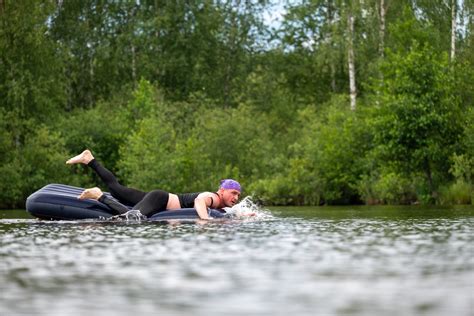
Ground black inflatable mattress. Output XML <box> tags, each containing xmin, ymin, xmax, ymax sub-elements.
<box><xmin>26</xmin><ymin>184</ymin><xmax>226</xmax><ymax>221</ymax></box>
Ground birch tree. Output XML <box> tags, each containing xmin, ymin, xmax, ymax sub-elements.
<box><xmin>347</xmin><ymin>1</ymin><xmax>357</xmax><ymax>111</ymax></box>
<box><xmin>451</xmin><ymin>0</ymin><xmax>457</xmax><ymax>60</ymax></box>
<box><xmin>378</xmin><ymin>0</ymin><xmax>386</xmax><ymax>58</ymax></box>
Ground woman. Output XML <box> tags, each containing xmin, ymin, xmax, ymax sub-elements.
<box><xmin>66</xmin><ymin>150</ymin><xmax>241</xmax><ymax>220</ymax></box>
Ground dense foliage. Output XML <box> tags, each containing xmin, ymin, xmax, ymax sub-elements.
<box><xmin>1</xmin><ymin>0</ymin><xmax>473</xmax><ymax>208</ymax></box>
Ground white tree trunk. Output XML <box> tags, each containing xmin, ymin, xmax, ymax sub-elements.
<box><xmin>131</xmin><ymin>44</ymin><xmax>137</xmax><ymax>83</ymax></box>
<box><xmin>327</xmin><ymin>2</ymin><xmax>337</xmax><ymax>92</ymax></box>
<box><xmin>470</xmin><ymin>7</ymin><xmax>473</xmax><ymax>47</ymax></box>
<box><xmin>130</xmin><ymin>5</ymin><xmax>137</xmax><ymax>83</ymax></box>
<box><xmin>375</xmin><ymin>0</ymin><xmax>386</xmax><ymax>106</ymax></box>
<box><xmin>379</xmin><ymin>0</ymin><xmax>386</xmax><ymax>58</ymax></box>
<box><xmin>451</xmin><ymin>0</ymin><xmax>457</xmax><ymax>61</ymax></box>
<box><xmin>348</xmin><ymin>9</ymin><xmax>357</xmax><ymax>111</ymax></box>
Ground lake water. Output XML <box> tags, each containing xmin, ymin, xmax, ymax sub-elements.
<box><xmin>1</xmin><ymin>205</ymin><xmax>473</xmax><ymax>316</ymax></box>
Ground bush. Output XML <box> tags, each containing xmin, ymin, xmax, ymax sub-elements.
<box><xmin>373</xmin><ymin>44</ymin><xmax>464</xmax><ymax>197</ymax></box>
<box><xmin>21</xmin><ymin>127</ymin><xmax>76</xmax><ymax>195</ymax></box>
<box><xmin>438</xmin><ymin>181</ymin><xmax>473</xmax><ymax>205</ymax></box>
<box><xmin>57</xmin><ymin>100</ymin><xmax>129</xmax><ymax>177</ymax></box>
<box><xmin>117</xmin><ymin>112</ymin><xmax>179</xmax><ymax>192</ymax></box>
<box><xmin>438</xmin><ymin>154</ymin><xmax>474</xmax><ymax>205</ymax></box>
<box><xmin>357</xmin><ymin>174</ymin><xmax>380</xmax><ymax>205</ymax></box>
<box><xmin>373</xmin><ymin>171</ymin><xmax>417</xmax><ymax>205</ymax></box>
<box><xmin>250</xmin><ymin>96</ymin><xmax>373</xmax><ymax>205</ymax></box>
<box><xmin>357</xmin><ymin>170</ymin><xmax>418</xmax><ymax>205</ymax></box>
<box><xmin>249</xmin><ymin>175</ymin><xmax>297</xmax><ymax>206</ymax></box>
<box><xmin>0</xmin><ymin>159</ymin><xmax>24</xmax><ymax>208</ymax></box>
<box><xmin>118</xmin><ymin>100</ymin><xmax>275</xmax><ymax>194</ymax></box>
<box><xmin>290</xmin><ymin>99</ymin><xmax>370</xmax><ymax>204</ymax></box>
<box><xmin>0</xmin><ymin>124</ymin><xmax>75</xmax><ymax>208</ymax></box>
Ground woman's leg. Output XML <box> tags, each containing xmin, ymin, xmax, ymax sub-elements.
<box><xmin>87</xmin><ymin>159</ymin><xmax>147</xmax><ymax>205</ymax></box>
<box><xmin>132</xmin><ymin>190</ymin><xmax>169</xmax><ymax>217</ymax></box>
<box><xmin>67</xmin><ymin>150</ymin><xmax>146</xmax><ymax>205</ymax></box>
<box><xmin>79</xmin><ymin>187</ymin><xmax>129</xmax><ymax>215</ymax></box>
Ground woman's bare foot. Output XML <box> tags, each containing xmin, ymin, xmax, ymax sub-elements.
<box><xmin>66</xmin><ymin>149</ymin><xmax>94</xmax><ymax>165</ymax></box>
<box><xmin>78</xmin><ymin>187</ymin><xmax>103</xmax><ymax>200</ymax></box>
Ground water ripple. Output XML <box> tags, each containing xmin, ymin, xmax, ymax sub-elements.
<box><xmin>1</xmin><ymin>210</ymin><xmax>473</xmax><ymax>316</ymax></box>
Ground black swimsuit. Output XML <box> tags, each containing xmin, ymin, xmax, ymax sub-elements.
<box><xmin>177</xmin><ymin>193</ymin><xmax>201</xmax><ymax>208</ymax></box>
<box><xmin>177</xmin><ymin>192</ymin><xmax>220</xmax><ymax>208</ymax></box>
<box><xmin>88</xmin><ymin>159</ymin><xmax>223</xmax><ymax>216</ymax></box>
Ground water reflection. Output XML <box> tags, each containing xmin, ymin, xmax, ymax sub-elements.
<box><xmin>0</xmin><ymin>207</ymin><xmax>473</xmax><ymax>316</ymax></box>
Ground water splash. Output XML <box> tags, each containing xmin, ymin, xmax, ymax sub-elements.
<box><xmin>125</xmin><ymin>209</ymin><xmax>147</xmax><ymax>221</ymax></box>
<box><xmin>224</xmin><ymin>196</ymin><xmax>273</xmax><ymax>220</ymax></box>
<box><xmin>106</xmin><ymin>209</ymin><xmax>147</xmax><ymax>222</ymax></box>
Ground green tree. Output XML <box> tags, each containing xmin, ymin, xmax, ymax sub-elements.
<box><xmin>373</xmin><ymin>43</ymin><xmax>464</xmax><ymax>199</ymax></box>
<box><xmin>0</xmin><ymin>110</ymin><xmax>73</xmax><ymax>208</ymax></box>
<box><xmin>250</xmin><ymin>97</ymin><xmax>371</xmax><ymax>205</ymax></box>
<box><xmin>0</xmin><ymin>0</ymin><xmax>66</xmax><ymax>120</ymax></box>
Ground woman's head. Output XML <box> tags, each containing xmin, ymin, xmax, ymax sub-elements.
<box><xmin>219</xmin><ymin>179</ymin><xmax>241</xmax><ymax>192</ymax></box>
<box><xmin>218</xmin><ymin>179</ymin><xmax>241</xmax><ymax>207</ymax></box>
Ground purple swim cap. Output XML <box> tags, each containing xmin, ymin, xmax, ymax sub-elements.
<box><xmin>220</xmin><ymin>179</ymin><xmax>241</xmax><ymax>192</ymax></box>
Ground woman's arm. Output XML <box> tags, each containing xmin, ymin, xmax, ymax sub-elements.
<box><xmin>194</xmin><ymin>192</ymin><xmax>216</xmax><ymax>219</ymax></box>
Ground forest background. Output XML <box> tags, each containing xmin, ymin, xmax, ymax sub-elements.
<box><xmin>0</xmin><ymin>0</ymin><xmax>473</xmax><ymax>208</ymax></box>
